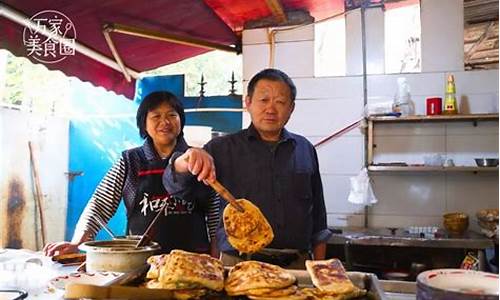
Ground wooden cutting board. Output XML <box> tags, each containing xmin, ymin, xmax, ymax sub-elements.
<box><xmin>65</xmin><ymin>283</ymin><xmax>174</xmax><ymax>299</ymax></box>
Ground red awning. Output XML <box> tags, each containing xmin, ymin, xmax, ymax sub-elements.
<box><xmin>0</xmin><ymin>0</ymin><xmax>350</xmax><ymax>98</ymax></box>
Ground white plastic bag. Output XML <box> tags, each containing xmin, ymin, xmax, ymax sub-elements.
<box><xmin>347</xmin><ymin>168</ymin><xmax>378</xmax><ymax>205</ymax></box>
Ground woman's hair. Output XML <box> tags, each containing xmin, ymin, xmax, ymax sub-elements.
<box><xmin>136</xmin><ymin>91</ymin><xmax>185</xmax><ymax>139</ymax></box>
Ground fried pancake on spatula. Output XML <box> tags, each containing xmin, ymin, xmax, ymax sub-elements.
<box><xmin>224</xmin><ymin>199</ymin><xmax>274</xmax><ymax>254</ymax></box>
<box><xmin>158</xmin><ymin>250</ymin><xmax>224</xmax><ymax>291</ymax></box>
<box><xmin>225</xmin><ymin>261</ymin><xmax>296</xmax><ymax>296</ymax></box>
<box><xmin>305</xmin><ymin>259</ymin><xmax>356</xmax><ymax>295</ymax></box>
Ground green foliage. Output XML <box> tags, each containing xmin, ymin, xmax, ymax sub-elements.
<box><xmin>0</xmin><ymin>50</ymin><xmax>71</xmax><ymax>113</ymax></box>
<box><xmin>146</xmin><ymin>50</ymin><xmax>243</xmax><ymax>96</ymax></box>
<box><xmin>0</xmin><ymin>49</ymin><xmax>243</xmax><ymax>114</ymax></box>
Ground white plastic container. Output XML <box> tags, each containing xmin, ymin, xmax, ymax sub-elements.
<box><xmin>393</xmin><ymin>77</ymin><xmax>415</xmax><ymax>116</ymax></box>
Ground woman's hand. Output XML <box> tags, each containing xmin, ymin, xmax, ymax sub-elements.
<box><xmin>174</xmin><ymin>148</ymin><xmax>216</xmax><ymax>183</ymax></box>
<box><xmin>43</xmin><ymin>241</ymin><xmax>79</xmax><ymax>257</ymax></box>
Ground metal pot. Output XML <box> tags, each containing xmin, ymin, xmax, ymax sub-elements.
<box><xmin>79</xmin><ymin>240</ymin><xmax>160</xmax><ymax>273</ymax></box>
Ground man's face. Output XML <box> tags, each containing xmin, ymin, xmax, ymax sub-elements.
<box><xmin>245</xmin><ymin>79</ymin><xmax>295</xmax><ymax>141</ymax></box>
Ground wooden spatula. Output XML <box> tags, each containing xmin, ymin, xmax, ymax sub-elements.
<box><xmin>181</xmin><ymin>154</ymin><xmax>244</xmax><ymax>212</ymax></box>
<box><xmin>208</xmin><ymin>179</ymin><xmax>245</xmax><ymax>213</ymax></box>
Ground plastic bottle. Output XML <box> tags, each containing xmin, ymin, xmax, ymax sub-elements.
<box><xmin>393</xmin><ymin>77</ymin><xmax>415</xmax><ymax>116</ymax></box>
<box><xmin>443</xmin><ymin>74</ymin><xmax>458</xmax><ymax>115</ymax></box>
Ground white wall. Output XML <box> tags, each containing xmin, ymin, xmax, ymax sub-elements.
<box><xmin>242</xmin><ymin>0</ymin><xmax>498</xmax><ymax>231</ymax></box>
<box><xmin>0</xmin><ymin>107</ymin><xmax>69</xmax><ymax>250</ymax></box>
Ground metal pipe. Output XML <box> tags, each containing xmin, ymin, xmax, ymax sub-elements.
<box><xmin>106</xmin><ymin>23</ymin><xmax>238</xmax><ymax>54</ymax></box>
<box><xmin>313</xmin><ymin>118</ymin><xmax>362</xmax><ymax>148</ymax></box>
<box><xmin>102</xmin><ymin>28</ymin><xmax>132</xmax><ymax>82</ymax></box>
<box><xmin>361</xmin><ymin>4</ymin><xmax>369</xmax><ymax>229</ymax></box>
<box><xmin>0</xmin><ymin>3</ymin><xmax>140</xmax><ymax>78</ymax></box>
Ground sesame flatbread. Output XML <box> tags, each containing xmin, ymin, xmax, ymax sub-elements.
<box><xmin>225</xmin><ymin>261</ymin><xmax>296</xmax><ymax>295</ymax></box>
<box><xmin>158</xmin><ymin>250</ymin><xmax>224</xmax><ymax>291</ymax></box>
<box><xmin>305</xmin><ymin>259</ymin><xmax>356</xmax><ymax>295</ymax></box>
<box><xmin>224</xmin><ymin>199</ymin><xmax>274</xmax><ymax>254</ymax></box>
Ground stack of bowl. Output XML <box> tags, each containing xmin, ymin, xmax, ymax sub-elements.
<box><xmin>443</xmin><ymin>213</ymin><xmax>469</xmax><ymax>236</ymax></box>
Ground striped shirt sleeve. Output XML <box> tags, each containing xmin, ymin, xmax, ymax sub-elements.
<box><xmin>206</xmin><ymin>191</ymin><xmax>220</xmax><ymax>241</ymax></box>
<box><xmin>72</xmin><ymin>158</ymin><xmax>126</xmax><ymax>242</ymax></box>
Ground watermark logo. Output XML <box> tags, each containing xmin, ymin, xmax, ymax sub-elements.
<box><xmin>22</xmin><ymin>10</ymin><xmax>76</xmax><ymax>64</ymax></box>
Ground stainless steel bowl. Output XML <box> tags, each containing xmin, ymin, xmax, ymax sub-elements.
<box><xmin>474</xmin><ymin>158</ymin><xmax>499</xmax><ymax>167</ymax></box>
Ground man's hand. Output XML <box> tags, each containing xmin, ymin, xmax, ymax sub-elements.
<box><xmin>43</xmin><ymin>241</ymin><xmax>79</xmax><ymax>257</ymax></box>
<box><xmin>174</xmin><ymin>148</ymin><xmax>216</xmax><ymax>183</ymax></box>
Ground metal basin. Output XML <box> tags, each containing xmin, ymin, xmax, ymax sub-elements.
<box><xmin>475</xmin><ymin>158</ymin><xmax>499</xmax><ymax>167</ymax></box>
<box><xmin>417</xmin><ymin>269</ymin><xmax>499</xmax><ymax>300</ymax></box>
<box><xmin>79</xmin><ymin>240</ymin><xmax>160</xmax><ymax>273</ymax></box>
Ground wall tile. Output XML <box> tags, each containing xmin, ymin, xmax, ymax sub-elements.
<box><xmin>454</xmin><ymin>70</ymin><xmax>499</xmax><ymax>94</ymax></box>
<box><xmin>322</xmin><ymin>175</ymin><xmax>366</xmax><ymax>214</ymax></box>
<box><xmin>367</xmin><ymin>72</ymin><xmax>444</xmax><ymax>98</ymax></box>
<box><xmin>370</xmin><ymin>174</ymin><xmax>447</xmax><ymax>215</ymax></box>
<box><xmin>446</xmin><ymin>121</ymin><xmax>498</xmax><ymax>135</ymax></box>
<box><xmin>446</xmin><ymin>135</ymin><xmax>499</xmax><ymax>166</ymax></box>
<box><xmin>242</xmin><ymin>28</ymin><xmax>268</xmax><ymax>45</ymax></box>
<box><xmin>242</xmin><ymin>44</ymin><xmax>270</xmax><ymax>81</ymax></box>
<box><xmin>294</xmin><ymin>76</ymin><xmax>363</xmax><ymax>99</ymax></box>
<box><xmin>457</xmin><ymin>93</ymin><xmax>499</xmax><ymax>114</ymax></box>
<box><xmin>421</xmin><ymin>0</ymin><xmax>464</xmax><ymax>72</ymax></box>
<box><xmin>287</xmin><ymin>98</ymin><xmax>363</xmax><ymax>137</ymax></box>
<box><xmin>327</xmin><ymin>213</ymin><xmax>365</xmax><ymax>227</ymax></box>
<box><xmin>374</xmin><ymin>123</ymin><xmax>446</xmax><ymax>136</ymax></box>
<box><xmin>274</xmin><ymin>41</ymin><xmax>314</xmax><ymax>77</ymax></box>
<box><xmin>316</xmin><ymin>137</ymin><xmax>364</xmax><ymax>174</ymax></box>
<box><xmin>274</xmin><ymin>24</ymin><xmax>314</xmax><ymax>42</ymax></box>
<box><xmin>242</xmin><ymin>25</ymin><xmax>314</xmax><ymax>45</ymax></box>
<box><xmin>369</xmin><ymin>215</ymin><xmax>443</xmax><ymax>228</ymax></box>
<box><xmin>373</xmin><ymin>136</ymin><xmax>445</xmax><ymax>164</ymax></box>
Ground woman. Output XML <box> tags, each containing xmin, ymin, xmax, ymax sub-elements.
<box><xmin>44</xmin><ymin>91</ymin><xmax>219</xmax><ymax>257</ymax></box>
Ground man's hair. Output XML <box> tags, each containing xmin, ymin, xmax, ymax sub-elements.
<box><xmin>136</xmin><ymin>91</ymin><xmax>185</xmax><ymax>139</ymax></box>
<box><xmin>247</xmin><ymin>68</ymin><xmax>297</xmax><ymax>102</ymax></box>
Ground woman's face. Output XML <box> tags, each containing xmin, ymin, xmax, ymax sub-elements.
<box><xmin>145</xmin><ymin>102</ymin><xmax>181</xmax><ymax>147</ymax></box>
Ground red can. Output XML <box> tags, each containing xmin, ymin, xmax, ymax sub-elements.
<box><xmin>426</xmin><ymin>97</ymin><xmax>442</xmax><ymax>115</ymax></box>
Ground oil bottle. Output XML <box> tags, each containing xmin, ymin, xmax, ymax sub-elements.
<box><xmin>443</xmin><ymin>74</ymin><xmax>458</xmax><ymax>115</ymax></box>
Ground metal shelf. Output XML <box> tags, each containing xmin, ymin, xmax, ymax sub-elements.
<box><xmin>368</xmin><ymin>113</ymin><xmax>499</xmax><ymax>123</ymax></box>
<box><xmin>368</xmin><ymin>165</ymin><xmax>499</xmax><ymax>172</ymax></box>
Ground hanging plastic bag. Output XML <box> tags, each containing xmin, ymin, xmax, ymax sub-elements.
<box><xmin>347</xmin><ymin>168</ymin><xmax>378</xmax><ymax>205</ymax></box>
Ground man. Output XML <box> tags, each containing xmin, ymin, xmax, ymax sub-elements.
<box><xmin>163</xmin><ymin>68</ymin><xmax>332</xmax><ymax>269</ymax></box>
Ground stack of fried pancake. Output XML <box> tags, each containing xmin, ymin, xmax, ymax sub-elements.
<box><xmin>223</xmin><ymin>199</ymin><xmax>274</xmax><ymax>254</ymax></box>
<box><xmin>144</xmin><ymin>250</ymin><xmax>224</xmax><ymax>299</ymax></box>
<box><xmin>225</xmin><ymin>260</ymin><xmax>306</xmax><ymax>299</ymax></box>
